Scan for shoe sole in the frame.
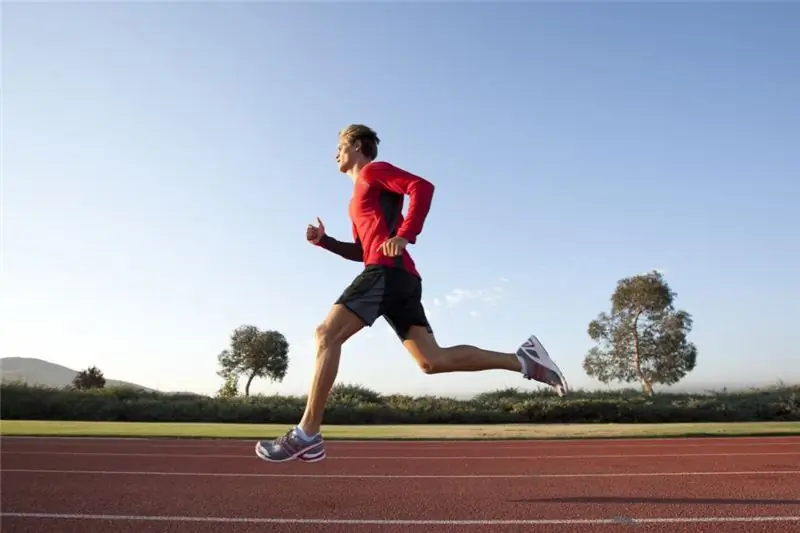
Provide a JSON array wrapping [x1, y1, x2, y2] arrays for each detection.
[[298, 448, 326, 462], [254, 440, 326, 463], [521, 334, 569, 396]]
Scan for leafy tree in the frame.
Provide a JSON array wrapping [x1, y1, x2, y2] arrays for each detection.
[[582, 270, 697, 395], [217, 374, 239, 399], [72, 365, 106, 390], [217, 325, 289, 397]]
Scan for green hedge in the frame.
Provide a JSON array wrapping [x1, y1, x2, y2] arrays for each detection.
[[1, 382, 798, 424]]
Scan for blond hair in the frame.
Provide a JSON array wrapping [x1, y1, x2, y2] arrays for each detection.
[[339, 124, 380, 160]]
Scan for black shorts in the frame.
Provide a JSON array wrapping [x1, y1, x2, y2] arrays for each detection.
[[335, 265, 433, 340]]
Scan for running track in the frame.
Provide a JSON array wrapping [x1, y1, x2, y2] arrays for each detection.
[[1, 435, 799, 532]]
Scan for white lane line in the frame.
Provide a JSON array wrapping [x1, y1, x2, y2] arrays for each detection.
[[3, 451, 800, 460], [3, 468, 799, 479], [2, 512, 799, 525]]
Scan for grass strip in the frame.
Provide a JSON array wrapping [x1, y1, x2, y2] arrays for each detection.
[[2, 420, 799, 440]]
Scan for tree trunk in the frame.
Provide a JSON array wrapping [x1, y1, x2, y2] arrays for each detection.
[[631, 312, 653, 396], [245, 372, 256, 397]]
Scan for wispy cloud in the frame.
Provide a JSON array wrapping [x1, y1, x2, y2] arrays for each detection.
[[370, 278, 508, 332], [444, 288, 482, 305], [437, 277, 509, 309]]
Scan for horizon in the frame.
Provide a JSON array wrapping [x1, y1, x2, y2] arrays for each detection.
[[3, 3, 799, 398]]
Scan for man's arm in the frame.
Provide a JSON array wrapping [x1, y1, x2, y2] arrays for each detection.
[[316, 234, 363, 262], [361, 162, 435, 244]]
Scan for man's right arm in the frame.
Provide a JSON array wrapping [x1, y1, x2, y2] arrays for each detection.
[[316, 234, 363, 262]]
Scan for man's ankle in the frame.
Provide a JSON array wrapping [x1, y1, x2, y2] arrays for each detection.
[[296, 424, 320, 440]]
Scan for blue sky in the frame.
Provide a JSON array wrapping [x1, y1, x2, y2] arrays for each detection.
[[3, 2, 798, 397]]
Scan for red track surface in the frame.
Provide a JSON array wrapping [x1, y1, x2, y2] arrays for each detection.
[[2, 436, 799, 532]]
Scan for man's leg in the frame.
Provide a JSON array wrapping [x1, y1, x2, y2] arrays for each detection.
[[400, 326, 568, 396], [383, 269, 568, 395], [297, 304, 364, 437], [402, 326, 522, 373], [255, 267, 387, 463]]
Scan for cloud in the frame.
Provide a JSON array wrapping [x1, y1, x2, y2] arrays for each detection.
[[444, 288, 483, 306], [374, 278, 508, 329], [437, 277, 509, 309]]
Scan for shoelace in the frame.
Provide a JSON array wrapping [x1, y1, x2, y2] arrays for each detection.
[[273, 429, 296, 447]]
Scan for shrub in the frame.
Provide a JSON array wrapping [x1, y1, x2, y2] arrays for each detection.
[[2, 382, 798, 425]]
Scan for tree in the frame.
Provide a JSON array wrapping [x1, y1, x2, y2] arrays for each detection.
[[582, 270, 697, 395], [217, 325, 289, 397], [217, 374, 239, 399], [72, 365, 106, 390]]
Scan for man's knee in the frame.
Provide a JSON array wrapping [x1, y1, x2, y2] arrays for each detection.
[[314, 305, 365, 351], [417, 354, 445, 374], [314, 322, 340, 351], [402, 328, 445, 374]]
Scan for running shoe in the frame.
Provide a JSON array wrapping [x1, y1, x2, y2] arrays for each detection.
[[255, 427, 326, 463], [516, 334, 569, 396]]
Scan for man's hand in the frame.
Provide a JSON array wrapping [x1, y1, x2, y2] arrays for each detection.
[[306, 217, 325, 245], [377, 236, 408, 257]]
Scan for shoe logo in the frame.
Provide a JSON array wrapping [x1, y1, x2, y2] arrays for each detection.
[[520, 344, 540, 360]]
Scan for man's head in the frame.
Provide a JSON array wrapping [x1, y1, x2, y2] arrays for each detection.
[[336, 124, 380, 175]]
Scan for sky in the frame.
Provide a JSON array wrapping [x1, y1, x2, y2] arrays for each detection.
[[2, 2, 799, 398]]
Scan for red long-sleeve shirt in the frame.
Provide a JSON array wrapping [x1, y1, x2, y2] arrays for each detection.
[[317, 161, 435, 278]]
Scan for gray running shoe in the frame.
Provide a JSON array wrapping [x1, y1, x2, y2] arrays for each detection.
[[516, 334, 569, 396], [255, 427, 326, 463]]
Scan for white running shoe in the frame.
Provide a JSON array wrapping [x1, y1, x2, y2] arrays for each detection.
[[515, 334, 569, 396]]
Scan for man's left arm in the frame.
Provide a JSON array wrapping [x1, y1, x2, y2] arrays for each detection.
[[362, 162, 435, 244]]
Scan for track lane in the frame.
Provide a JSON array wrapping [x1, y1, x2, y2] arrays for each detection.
[[5, 447, 800, 459], [4, 436, 799, 455], [2, 436, 799, 532], [2, 516, 798, 533], [3, 469, 799, 521], [3, 450, 799, 476]]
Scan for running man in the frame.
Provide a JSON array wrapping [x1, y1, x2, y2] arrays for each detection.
[[255, 124, 568, 463]]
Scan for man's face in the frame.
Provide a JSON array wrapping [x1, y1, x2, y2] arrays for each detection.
[[335, 137, 359, 173]]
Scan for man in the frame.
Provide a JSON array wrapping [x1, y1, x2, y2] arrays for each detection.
[[255, 124, 568, 463]]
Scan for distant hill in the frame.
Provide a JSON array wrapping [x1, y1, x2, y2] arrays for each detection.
[[0, 357, 153, 390]]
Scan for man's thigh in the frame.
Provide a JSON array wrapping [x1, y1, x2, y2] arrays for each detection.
[[384, 302, 433, 342], [382, 269, 434, 341], [318, 303, 366, 347], [334, 266, 390, 328]]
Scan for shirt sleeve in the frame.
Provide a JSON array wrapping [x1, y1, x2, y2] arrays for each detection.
[[316, 234, 363, 262], [361, 162, 435, 244]]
